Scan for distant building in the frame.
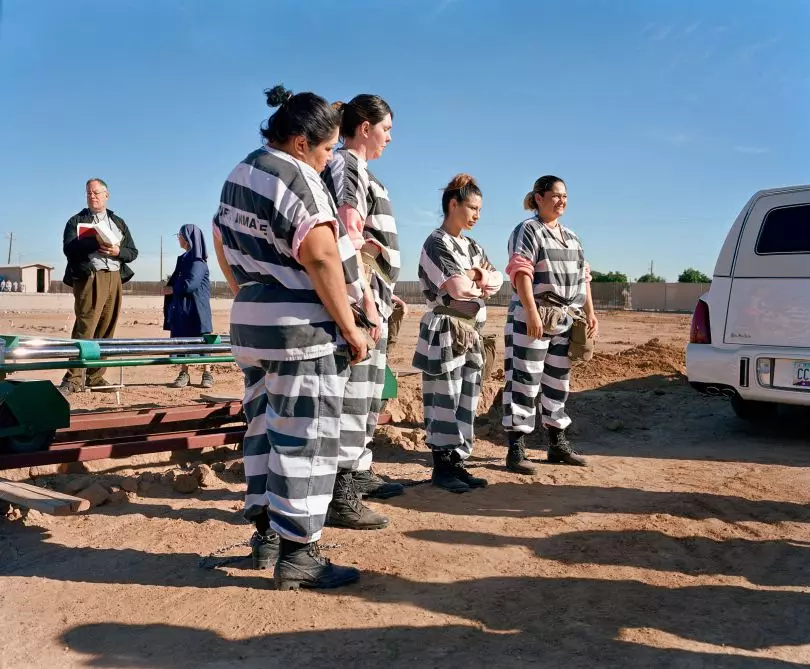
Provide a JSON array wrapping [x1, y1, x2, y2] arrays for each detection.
[[0, 263, 54, 293]]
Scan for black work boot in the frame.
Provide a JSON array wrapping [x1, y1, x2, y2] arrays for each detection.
[[250, 530, 280, 570], [450, 450, 488, 488], [352, 468, 405, 499], [547, 427, 587, 466], [325, 471, 389, 530], [505, 433, 538, 474], [274, 539, 360, 590], [431, 450, 471, 493]]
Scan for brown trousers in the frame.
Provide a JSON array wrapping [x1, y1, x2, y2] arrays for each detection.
[[386, 301, 404, 356], [62, 270, 123, 388]]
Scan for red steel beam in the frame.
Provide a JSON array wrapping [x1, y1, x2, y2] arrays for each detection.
[[0, 426, 246, 470], [60, 401, 242, 436]]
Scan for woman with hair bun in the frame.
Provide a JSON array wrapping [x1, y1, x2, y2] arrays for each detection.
[[502, 175, 597, 473], [413, 174, 503, 493], [321, 94, 405, 530], [212, 84, 370, 590]]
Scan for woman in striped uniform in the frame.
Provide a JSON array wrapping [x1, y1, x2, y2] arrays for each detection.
[[413, 174, 503, 493], [502, 175, 598, 472], [320, 94, 404, 531], [212, 84, 370, 590]]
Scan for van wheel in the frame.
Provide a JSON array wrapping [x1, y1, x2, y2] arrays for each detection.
[[730, 394, 778, 422]]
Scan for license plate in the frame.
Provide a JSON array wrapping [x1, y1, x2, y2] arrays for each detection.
[[793, 361, 810, 387]]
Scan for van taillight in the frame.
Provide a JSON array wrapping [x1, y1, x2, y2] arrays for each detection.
[[690, 300, 711, 344]]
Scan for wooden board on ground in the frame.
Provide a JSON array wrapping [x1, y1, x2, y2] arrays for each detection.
[[0, 478, 90, 515], [199, 394, 241, 403], [391, 366, 421, 378]]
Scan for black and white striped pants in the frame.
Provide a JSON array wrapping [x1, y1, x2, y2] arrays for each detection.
[[338, 327, 387, 471], [422, 353, 482, 459], [502, 304, 572, 433], [238, 351, 350, 544]]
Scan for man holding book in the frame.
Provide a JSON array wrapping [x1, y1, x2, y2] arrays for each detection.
[[59, 178, 139, 395]]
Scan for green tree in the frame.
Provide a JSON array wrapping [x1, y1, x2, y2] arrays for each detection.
[[678, 267, 711, 283], [636, 273, 665, 283], [591, 270, 629, 283]]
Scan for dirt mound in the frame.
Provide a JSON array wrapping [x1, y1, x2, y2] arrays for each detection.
[[473, 338, 686, 426], [386, 376, 424, 424], [574, 337, 686, 391], [386, 373, 506, 427]]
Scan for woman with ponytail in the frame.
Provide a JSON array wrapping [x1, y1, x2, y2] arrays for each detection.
[[501, 175, 597, 473], [320, 94, 405, 529], [212, 84, 370, 590], [413, 174, 503, 493]]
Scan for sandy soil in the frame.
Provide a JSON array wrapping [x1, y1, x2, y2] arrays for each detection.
[[0, 294, 808, 668]]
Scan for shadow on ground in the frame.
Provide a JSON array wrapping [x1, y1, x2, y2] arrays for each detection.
[[60, 566, 810, 668]]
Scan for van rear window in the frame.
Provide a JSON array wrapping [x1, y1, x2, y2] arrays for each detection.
[[756, 205, 810, 254]]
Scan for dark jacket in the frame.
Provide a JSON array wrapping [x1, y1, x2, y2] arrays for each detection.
[[62, 208, 138, 286], [163, 253, 212, 337]]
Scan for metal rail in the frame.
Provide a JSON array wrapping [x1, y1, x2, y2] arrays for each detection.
[[11, 336, 231, 347], [0, 334, 236, 374], [7, 344, 233, 359], [1, 355, 235, 372]]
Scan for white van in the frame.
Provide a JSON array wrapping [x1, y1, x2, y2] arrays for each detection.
[[686, 184, 810, 419]]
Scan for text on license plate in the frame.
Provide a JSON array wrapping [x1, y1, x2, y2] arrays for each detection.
[[793, 361, 810, 387]]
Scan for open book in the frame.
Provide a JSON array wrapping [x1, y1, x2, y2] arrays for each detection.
[[77, 222, 123, 247]]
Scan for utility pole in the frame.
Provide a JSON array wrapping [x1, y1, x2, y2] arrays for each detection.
[[159, 235, 163, 281], [5, 232, 12, 264]]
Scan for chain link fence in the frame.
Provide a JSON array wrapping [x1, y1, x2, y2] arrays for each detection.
[[393, 281, 709, 312], [49, 280, 709, 312]]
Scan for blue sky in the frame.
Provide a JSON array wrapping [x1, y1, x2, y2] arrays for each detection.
[[0, 0, 807, 282]]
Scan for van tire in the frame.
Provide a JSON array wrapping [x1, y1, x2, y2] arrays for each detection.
[[730, 394, 778, 422]]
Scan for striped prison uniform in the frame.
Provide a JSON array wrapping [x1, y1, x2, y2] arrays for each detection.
[[213, 146, 365, 544], [322, 149, 400, 471], [412, 229, 489, 458], [502, 215, 587, 434]]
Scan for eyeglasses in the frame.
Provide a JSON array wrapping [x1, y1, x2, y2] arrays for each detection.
[[87, 190, 107, 197]]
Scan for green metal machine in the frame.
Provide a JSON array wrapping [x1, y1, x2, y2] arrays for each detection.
[[0, 332, 398, 455], [0, 380, 70, 452]]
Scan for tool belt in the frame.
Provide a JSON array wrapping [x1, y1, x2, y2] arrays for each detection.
[[360, 243, 394, 286], [536, 292, 595, 363], [433, 300, 481, 357]]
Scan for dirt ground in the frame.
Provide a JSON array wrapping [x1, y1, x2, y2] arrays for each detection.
[[0, 294, 808, 668]]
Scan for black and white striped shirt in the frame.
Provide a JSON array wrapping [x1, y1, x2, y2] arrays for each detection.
[[213, 146, 365, 361], [507, 215, 586, 309], [322, 149, 400, 320], [412, 229, 489, 375]]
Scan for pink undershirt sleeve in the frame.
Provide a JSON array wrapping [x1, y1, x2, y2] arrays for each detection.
[[480, 268, 504, 297], [442, 275, 483, 300], [505, 253, 535, 285], [291, 216, 340, 264], [338, 205, 365, 251]]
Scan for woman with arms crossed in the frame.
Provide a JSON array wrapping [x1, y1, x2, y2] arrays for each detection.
[[413, 174, 503, 493]]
